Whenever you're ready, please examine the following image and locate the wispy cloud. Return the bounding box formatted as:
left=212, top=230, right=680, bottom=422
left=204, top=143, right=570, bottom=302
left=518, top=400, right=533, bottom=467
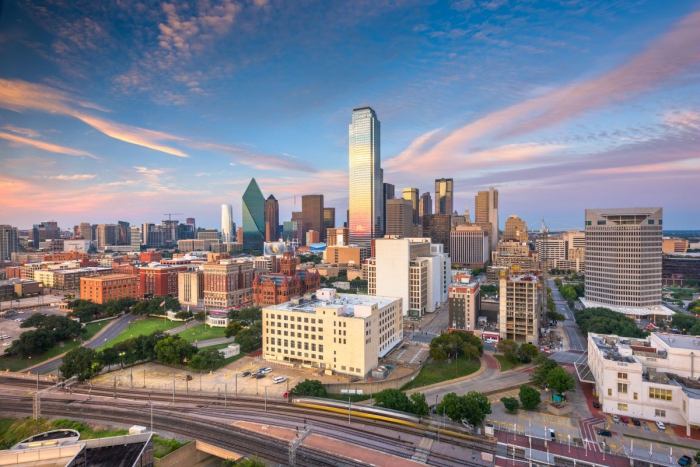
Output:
left=2, top=125, right=41, bottom=138
left=0, top=132, right=100, bottom=159
left=35, top=174, right=98, bottom=180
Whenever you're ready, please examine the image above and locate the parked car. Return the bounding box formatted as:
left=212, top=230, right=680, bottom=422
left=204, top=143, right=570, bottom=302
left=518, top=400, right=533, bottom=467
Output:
left=678, top=454, right=692, bottom=466
left=254, top=373, right=266, bottom=379
left=241, top=371, right=251, bottom=377
left=461, top=420, right=474, bottom=431
left=620, top=416, right=630, bottom=424
left=632, top=418, right=641, bottom=426
left=592, top=401, right=601, bottom=409
left=273, top=376, right=286, bottom=384
left=656, top=421, right=666, bottom=431
left=283, top=390, right=292, bottom=399
left=611, top=415, right=620, bottom=423
left=261, top=367, right=272, bottom=374
left=597, top=429, right=612, bottom=437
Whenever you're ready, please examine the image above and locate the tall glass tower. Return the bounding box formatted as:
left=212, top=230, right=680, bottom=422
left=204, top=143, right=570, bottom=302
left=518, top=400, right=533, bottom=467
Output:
left=349, top=107, right=382, bottom=252
left=221, top=204, right=234, bottom=242
left=434, top=178, right=454, bottom=215
left=242, top=178, right=265, bottom=251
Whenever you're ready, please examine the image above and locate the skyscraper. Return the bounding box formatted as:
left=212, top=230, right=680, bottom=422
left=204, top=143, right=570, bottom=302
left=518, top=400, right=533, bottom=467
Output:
left=117, top=220, right=130, bottom=245
left=301, top=194, right=324, bottom=245
left=382, top=182, right=395, bottom=234
left=583, top=208, right=665, bottom=311
left=79, top=222, right=93, bottom=241
left=221, top=204, right=234, bottom=242
left=324, top=207, right=336, bottom=231
left=419, top=192, right=432, bottom=222
left=265, top=195, right=279, bottom=242
left=386, top=198, right=414, bottom=238
left=475, top=187, right=499, bottom=252
left=434, top=178, right=453, bottom=215
left=0, top=225, right=19, bottom=263
left=186, top=218, right=196, bottom=231
left=242, top=178, right=265, bottom=251
left=503, top=214, right=528, bottom=242
left=402, top=188, right=419, bottom=225
left=349, top=107, right=382, bottom=254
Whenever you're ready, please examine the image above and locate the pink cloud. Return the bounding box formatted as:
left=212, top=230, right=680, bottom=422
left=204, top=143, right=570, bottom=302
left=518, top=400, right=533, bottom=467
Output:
left=0, top=132, right=100, bottom=159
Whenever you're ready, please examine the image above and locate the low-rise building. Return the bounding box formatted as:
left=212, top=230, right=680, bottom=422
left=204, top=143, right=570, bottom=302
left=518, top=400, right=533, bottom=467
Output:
left=80, top=274, right=139, bottom=305
left=448, top=279, right=480, bottom=331
left=324, top=246, right=361, bottom=266
left=583, top=332, right=700, bottom=435
left=262, top=288, right=403, bottom=376
left=662, top=238, right=689, bottom=254
left=139, top=264, right=187, bottom=297
left=178, top=270, right=204, bottom=307
left=252, top=270, right=321, bottom=306
left=202, top=259, right=254, bottom=308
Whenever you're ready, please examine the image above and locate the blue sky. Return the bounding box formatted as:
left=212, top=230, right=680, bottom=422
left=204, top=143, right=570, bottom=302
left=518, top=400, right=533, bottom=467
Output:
left=0, top=0, right=699, bottom=231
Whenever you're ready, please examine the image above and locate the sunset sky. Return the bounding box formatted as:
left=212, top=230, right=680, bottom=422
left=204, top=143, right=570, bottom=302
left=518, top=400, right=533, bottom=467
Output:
left=1, top=0, right=699, bottom=231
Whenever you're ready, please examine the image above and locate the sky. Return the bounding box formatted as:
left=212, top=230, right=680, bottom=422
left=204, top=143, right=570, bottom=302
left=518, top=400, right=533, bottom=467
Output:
left=0, top=0, right=699, bottom=231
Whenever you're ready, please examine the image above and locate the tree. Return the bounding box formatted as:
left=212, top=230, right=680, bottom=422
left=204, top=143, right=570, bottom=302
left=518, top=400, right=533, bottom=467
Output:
left=21, top=314, right=83, bottom=341
left=547, top=311, right=565, bottom=322
left=188, top=348, right=225, bottom=371
left=60, top=347, right=103, bottom=381
left=671, top=313, right=698, bottom=332
left=498, top=339, right=519, bottom=364
left=519, top=385, right=542, bottom=409
left=517, top=343, right=539, bottom=363
left=429, top=332, right=483, bottom=363
left=225, top=320, right=243, bottom=338
left=694, top=451, right=700, bottom=465
left=292, top=379, right=327, bottom=397
left=99, top=347, right=120, bottom=370
left=575, top=307, right=646, bottom=338
left=437, top=391, right=491, bottom=426
left=154, top=336, right=198, bottom=366
left=531, top=356, right=558, bottom=387
left=410, top=392, right=430, bottom=417
left=194, top=311, right=206, bottom=323
left=228, top=306, right=262, bottom=325
left=375, top=389, right=415, bottom=413
left=174, top=311, right=192, bottom=320
left=235, top=321, right=262, bottom=352
left=501, top=397, right=519, bottom=414
left=545, top=366, right=576, bottom=397
left=480, top=284, right=498, bottom=294
left=227, top=458, right=266, bottom=467
left=4, top=329, right=56, bottom=357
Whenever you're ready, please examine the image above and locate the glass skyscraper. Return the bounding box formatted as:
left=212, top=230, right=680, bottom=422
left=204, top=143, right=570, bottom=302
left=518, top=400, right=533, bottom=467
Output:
left=349, top=107, right=382, bottom=252
left=434, top=178, right=454, bottom=215
left=242, top=178, right=265, bottom=251
left=221, top=204, right=234, bottom=242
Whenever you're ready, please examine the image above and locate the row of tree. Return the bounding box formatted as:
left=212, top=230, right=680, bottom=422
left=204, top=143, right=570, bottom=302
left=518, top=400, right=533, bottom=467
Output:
left=67, top=297, right=137, bottom=323
left=59, top=331, right=227, bottom=381
left=429, top=331, right=484, bottom=362
left=130, top=296, right=181, bottom=316
left=4, top=314, right=85, bottom=358
left=574, top=307, right=646, bottom=338
left=669, top=312, right=700, bottom=336
left=496, top=339, right=539, bottom=364
left=222, top=306, right=263, bottom=352
left=501, top=385, right=542, bottom=413
left=530, top=355, right=576, bottom=398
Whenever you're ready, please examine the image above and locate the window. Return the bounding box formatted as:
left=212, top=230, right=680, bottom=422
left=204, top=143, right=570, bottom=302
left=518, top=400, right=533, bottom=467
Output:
left=617, top=372, right=627, bottom=379
left=618, top=383, right=628, bottom=394
left=683, top=400, right=687, bottom=413
left=633, top=392, right=638, bottom=400
left=655, top=409, right=666, bottom=417
left=607, top=388, right=612, bottom=396
left=648, top=219, right=655, bottom=225
left=617, top=403, right=628, bottom=411
left=649, top=387, right=672, bottom=401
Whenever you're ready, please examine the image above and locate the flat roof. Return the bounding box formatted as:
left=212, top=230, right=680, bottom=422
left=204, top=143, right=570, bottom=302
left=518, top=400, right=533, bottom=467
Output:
left=580, top=298, right=674, bottom=317
left=654, top=333, right=700, bottom=351
left=267, top=293, right=396, bottom=317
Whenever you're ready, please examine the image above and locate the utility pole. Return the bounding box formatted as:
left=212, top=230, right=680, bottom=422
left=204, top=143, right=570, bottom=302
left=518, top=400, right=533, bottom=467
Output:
left=289, top=423, right=311, bottom=466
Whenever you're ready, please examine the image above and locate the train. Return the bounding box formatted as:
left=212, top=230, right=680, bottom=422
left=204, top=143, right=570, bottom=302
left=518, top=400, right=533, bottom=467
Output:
left=292, top=396, right=422, bottom=425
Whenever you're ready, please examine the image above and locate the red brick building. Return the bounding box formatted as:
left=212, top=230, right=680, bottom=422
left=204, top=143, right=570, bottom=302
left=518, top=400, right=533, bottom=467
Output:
left=140, top=250, right=162, bottom=263
left=80, top=274, right=139, bottom=305
left=139, top=265, right=187, bottom=297
left=252, top=270, right=321, bottom=306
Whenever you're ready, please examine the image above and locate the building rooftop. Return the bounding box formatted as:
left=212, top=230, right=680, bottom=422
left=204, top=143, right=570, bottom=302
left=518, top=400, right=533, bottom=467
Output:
left=506, top=274, right=539, bottom=282
left=266, top=288, right=397, bottom=318
left=580, top=298, right=674, bottom=317
left=654, top=333, right=700, bottom=351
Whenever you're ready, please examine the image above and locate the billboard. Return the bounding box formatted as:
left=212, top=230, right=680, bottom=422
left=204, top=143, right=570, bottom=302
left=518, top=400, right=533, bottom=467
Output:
left=264, top=242, right=289, bottom=257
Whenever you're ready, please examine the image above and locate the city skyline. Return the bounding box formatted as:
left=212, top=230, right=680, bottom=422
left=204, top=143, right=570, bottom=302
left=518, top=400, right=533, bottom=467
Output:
left=1, top=1, right=699, bottom=229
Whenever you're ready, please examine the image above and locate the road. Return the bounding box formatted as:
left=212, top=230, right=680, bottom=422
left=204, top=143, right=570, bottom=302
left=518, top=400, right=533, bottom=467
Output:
left=548, top=279, right=587, bottom=364
left=27, top=313, right=138, bottom=375
left=405, top=302, right=450, bottom=344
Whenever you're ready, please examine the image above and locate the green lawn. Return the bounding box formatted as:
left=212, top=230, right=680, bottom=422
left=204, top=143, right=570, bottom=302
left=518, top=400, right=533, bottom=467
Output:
left=104, top=318, right=180, bottom=348
left=401, top=355, right=480, bottom=390
left=175, top=324, right=226, bottom=343
left=0, top=322, right=104, bottom=373
left=494, top=355, right=521, bottom=372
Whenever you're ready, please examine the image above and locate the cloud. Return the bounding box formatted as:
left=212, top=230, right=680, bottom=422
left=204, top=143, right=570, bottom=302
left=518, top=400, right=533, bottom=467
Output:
left=189, top=141, right=317, bottom=172
left=34, top=174, right=97, bottom=180
left=0, top=132, right=100, bottom=159
left=2, top=125, right=40, bottom=138
left=386, top=8, right=700, bottom=173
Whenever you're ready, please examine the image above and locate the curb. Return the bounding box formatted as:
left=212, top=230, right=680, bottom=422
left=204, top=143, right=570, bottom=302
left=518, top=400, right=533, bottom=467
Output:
left=405, top=356, right=489, bottom=394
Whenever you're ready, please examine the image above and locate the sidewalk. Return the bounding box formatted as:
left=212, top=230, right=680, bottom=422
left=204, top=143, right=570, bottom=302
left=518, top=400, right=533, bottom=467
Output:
left=404, top=353, right=492, bottom=395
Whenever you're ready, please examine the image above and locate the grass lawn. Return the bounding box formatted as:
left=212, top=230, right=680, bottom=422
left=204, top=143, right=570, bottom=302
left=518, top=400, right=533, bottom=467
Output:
left=401, top=355, right=480, bottom=391
left=104, top=318, right=180, bottom=349
left=175, top=324, right=226, bottom=343
left=494, top=355, right=521, bottom=372
left=0, top=322, right=104, bottom=373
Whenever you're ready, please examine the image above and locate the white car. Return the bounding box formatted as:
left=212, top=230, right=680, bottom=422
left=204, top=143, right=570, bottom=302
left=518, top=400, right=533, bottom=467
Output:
left=656, top=421, right=666, bottom=431
left=261, top=367, right=272, bottom=374
left=2, top=343, right=10, bottom=347
left=273, top=376, right=287, bottom=384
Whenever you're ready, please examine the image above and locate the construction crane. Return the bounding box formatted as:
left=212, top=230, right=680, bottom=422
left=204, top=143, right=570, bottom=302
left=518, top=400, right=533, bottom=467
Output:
left=163, top=213, right=183, bottom=221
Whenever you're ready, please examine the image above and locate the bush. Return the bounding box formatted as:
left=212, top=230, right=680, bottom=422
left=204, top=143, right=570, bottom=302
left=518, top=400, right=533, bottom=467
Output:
left=501, top=397, right=519, bottom=413
left=519, top=385, right=542, bottom=409
left=291, top=379, right=327, bottom=398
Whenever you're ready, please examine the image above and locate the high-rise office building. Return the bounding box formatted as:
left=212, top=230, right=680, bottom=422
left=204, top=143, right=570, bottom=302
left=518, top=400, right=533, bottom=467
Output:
left=117, top=221, right=130, bottom=245
left=130, top=226, right=141, bottom=249
left=583, top=208, right=666, bottom=314
left=450, top=224, right=490, bottom=267
left=386, top=199, right=414, bottom=238
left=186, top=218, right=196, bottom=231
left=349, top=106, right=382, bottom=254
left=0, top=225, right=19, bottom=263
left=221, top=204, right=234, bottom=242
left=96, top=224, right=118, bottom=247
left=162, top=220, right=179, bottom=243
left=499, top=272, right=540, bottom=344
left=324, top=207, right=336, bottom=231
left=475, top=187, right=499, bottom=252
left=422, top=214, right=452, bottom=254
left=242, top=178, right=265, bottom=251
left=302, top=194, right=324, bottom=244
left=79, top=222, right=93, bottom=241
left=265, top=195, right=279, bottom=242
left=402, top=188, right=420, bottom=225
left=435, top=178, right=453, bottom=215
left=419, top=192, right=432, bottom=221
left=503, top=214, right=528, bottom=242
left=382, top=183, right=395, bottom=234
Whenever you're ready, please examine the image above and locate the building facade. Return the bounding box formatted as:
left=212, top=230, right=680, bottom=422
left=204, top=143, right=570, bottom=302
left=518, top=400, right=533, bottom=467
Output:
left=242, top=178, right=266, bottom=251
left=499, top=271, right=541, bottom=344
left=252, top=269, right=321, bottom=306
left=324, top=207, right=336, bottom=231
left=0, top=225, right=19, bottom=263
left=402, top=187, right=420, bottom=225
left=326, top=227, right=350, bottom=247
left=448, top=280, right=480, bottom=331
left=419, top=192, right=432, bottom=222
left=302, top=194, right=324, bottom=244
left=348, top=107, right=382, bottom=253
left=503, top=215, right=528, bottom=242
left=434, top=178, right=453, bottom=215
left=178, top=270, right=204, bottom=307
left=202, top=259, right=254, bottom=308
left=422, top=214, right=452, bottom=254
left=80, top=274, right=139, bottom=305
left=265, top=195, right=279, bottom=242
left=450, top=224, right=490, bottom=267
left=584, top=207, right=664, bottom=311
left=139, top=265, right=187, bottom=297
left=262, top=288, right=403, bottom=376
left=475, top=187, right=499, bottom=252
left=385, top=198, right=414, bottom=238
left=221, top=204, right=234, bottom=243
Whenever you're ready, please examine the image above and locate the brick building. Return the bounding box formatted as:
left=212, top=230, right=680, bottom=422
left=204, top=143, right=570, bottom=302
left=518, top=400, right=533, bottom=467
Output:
left=252, top=270, right=321, bottom=306
left=140, top=250, right=162, bottom=263
left=139, top=265, right=187, bottom=297
left=80, top=274, right=139, bottom=305
left=202, top=259, right=254, bottom=308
